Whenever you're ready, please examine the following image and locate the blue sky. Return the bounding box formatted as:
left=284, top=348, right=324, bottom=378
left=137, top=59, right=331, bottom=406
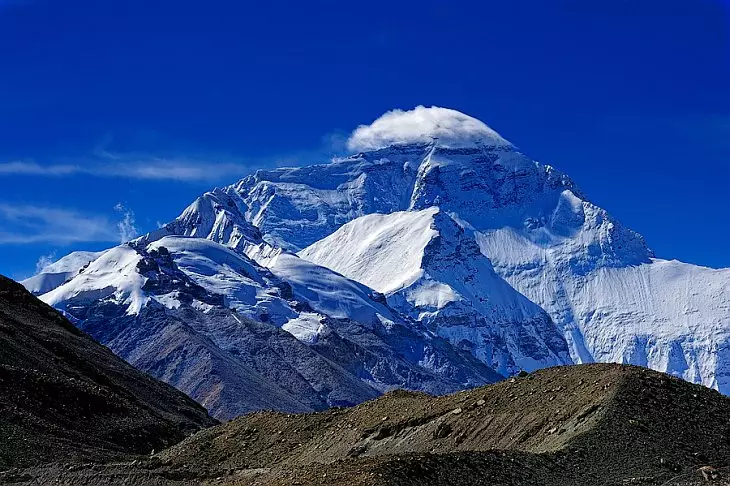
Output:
left=0, top=0, right=728, bottom=279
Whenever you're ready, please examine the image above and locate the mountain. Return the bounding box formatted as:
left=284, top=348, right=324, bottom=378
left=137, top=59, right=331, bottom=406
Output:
left=34, top=235, right=499, bottom=419
left=136, top=105, right=726, bottom=395
left=17, top=364, right=730, bottom=485
left=0, top=274, right=216, bottom=470
left=300, top=207, right=570, bottom=376
left=24, top=105, right=730, bottom=409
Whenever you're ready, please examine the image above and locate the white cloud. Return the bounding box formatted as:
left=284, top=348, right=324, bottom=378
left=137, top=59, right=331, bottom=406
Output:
left=346, top=105, right=511, bottom=152
left=35, top=251, right=56, bottom=273
left=0, top=161, right=80, bottom=176
left=0, top=204, right=119, bottom=244
left=114, top=203, right=139, bottom=243
left=0, top=158, right=251, bottom=182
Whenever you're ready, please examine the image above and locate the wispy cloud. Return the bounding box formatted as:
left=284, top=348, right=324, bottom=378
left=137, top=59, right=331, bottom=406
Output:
left=114, top=203, right=139, bottom=243
left=0, top=161, right=80, bottom=176
left=0, top=158, right=252, bottom=182
left=35, top=251, right=56, bottom=273
left=0, top=128, right=351, bottom=183
left=0, top=203, right=120, bottom=245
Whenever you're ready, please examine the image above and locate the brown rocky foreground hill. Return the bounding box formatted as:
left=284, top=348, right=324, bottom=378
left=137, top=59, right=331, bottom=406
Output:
left=0, top=275, right=217, bottom=470
left=5, top=362, right=730, bottom=485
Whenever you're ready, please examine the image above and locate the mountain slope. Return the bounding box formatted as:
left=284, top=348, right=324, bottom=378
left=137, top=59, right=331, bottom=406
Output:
left=36, top=237, right=500, bottom=419
left=481, top=229, right=730, bottom=392
left=21, top=105, right=730, bottom=402
left=28, top=363, right=728, bottom=486
left=300, top=207, right=571, bottom=375
left=0, top=274, right=216, bottom=469
left=157, top=363, right=730, bottom=486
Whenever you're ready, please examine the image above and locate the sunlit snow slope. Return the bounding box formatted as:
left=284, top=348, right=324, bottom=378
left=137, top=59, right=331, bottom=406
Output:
left=300, top=208, right=571, bottom=375
left=21, top=250, right=106, bottom=295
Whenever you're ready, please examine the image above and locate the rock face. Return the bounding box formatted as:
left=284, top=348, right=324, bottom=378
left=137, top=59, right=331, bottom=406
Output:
left=0, top=275, right=216, bottom=469
left=23, top=106, right=730, bottom=411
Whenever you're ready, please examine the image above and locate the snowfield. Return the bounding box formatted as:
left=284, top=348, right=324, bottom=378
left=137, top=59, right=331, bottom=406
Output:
left=21, top=250, right=106, bottom=295
left=42, top=246, right=148, bottom=315
left=32, top=230, right=499, bottom=418
left=479, top=224, right=730, bottom=392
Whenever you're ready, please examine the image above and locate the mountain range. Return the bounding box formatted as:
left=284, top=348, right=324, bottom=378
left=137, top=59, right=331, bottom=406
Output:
left=22, top=106, right=730, bottom=419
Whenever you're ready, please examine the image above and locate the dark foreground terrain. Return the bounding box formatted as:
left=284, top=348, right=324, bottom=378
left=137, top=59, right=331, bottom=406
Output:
left=0, top=275, right=216, bottom=470
left=1, top=274, right=729, bottom=485
left=5, top=362, right=730, bottom=485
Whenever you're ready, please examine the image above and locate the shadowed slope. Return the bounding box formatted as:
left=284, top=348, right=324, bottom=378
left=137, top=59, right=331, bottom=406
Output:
left=0, top=275, right=217, bottom=469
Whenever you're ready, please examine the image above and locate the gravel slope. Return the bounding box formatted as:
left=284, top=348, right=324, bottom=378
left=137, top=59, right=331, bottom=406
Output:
left=10, top=363, right=728, bottom=485
left=0, top=275, right=217, bottom=470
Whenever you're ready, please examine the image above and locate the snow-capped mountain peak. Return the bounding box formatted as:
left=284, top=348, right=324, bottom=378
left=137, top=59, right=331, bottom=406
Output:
left=34, top=229, right=500, bottom=418
left=21, top=250, right=106, bottom=295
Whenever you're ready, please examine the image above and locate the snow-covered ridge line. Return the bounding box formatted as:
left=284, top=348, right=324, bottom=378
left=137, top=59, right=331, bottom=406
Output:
left=21, top=250, right=106, bottom=296
left=32, top=229, right=501, bottom=418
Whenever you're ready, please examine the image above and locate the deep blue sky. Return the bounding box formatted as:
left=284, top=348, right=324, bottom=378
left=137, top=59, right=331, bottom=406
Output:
left=0, top=0, right=728, bottom=279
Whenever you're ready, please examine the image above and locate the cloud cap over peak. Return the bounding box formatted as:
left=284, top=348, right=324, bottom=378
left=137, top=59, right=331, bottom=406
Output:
left=346, top=106, right=511, bottom=152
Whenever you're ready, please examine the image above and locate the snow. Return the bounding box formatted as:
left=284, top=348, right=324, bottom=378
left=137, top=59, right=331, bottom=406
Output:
left=27, top=106, right=730, bottom=398
left=148, top=236, right=267, bottom=315
left=299, top=207, right=439, bottom=294
left=41, top=245, right=148, bottom=315
left=153, top=291, right=182, bottom=310
left=142, top=186, right=262, bottom=253
left=21, top=250, right=106, bottom=295
left=249, top=244, right=400, bottom=326
left=478, top=226, right=730, bottom=394
left=301, top=208, right=572, bottom=375
left=406, top=280, right=461, bottom=309
left=282, top=312, right=326, bottom=344
left=32, top=228, right=500, bottom=418
left=231, top=117, right=729, bottom=392
left=145, top=235, right=402, bottom=330
left=347, top=106, right=511, bottom=151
